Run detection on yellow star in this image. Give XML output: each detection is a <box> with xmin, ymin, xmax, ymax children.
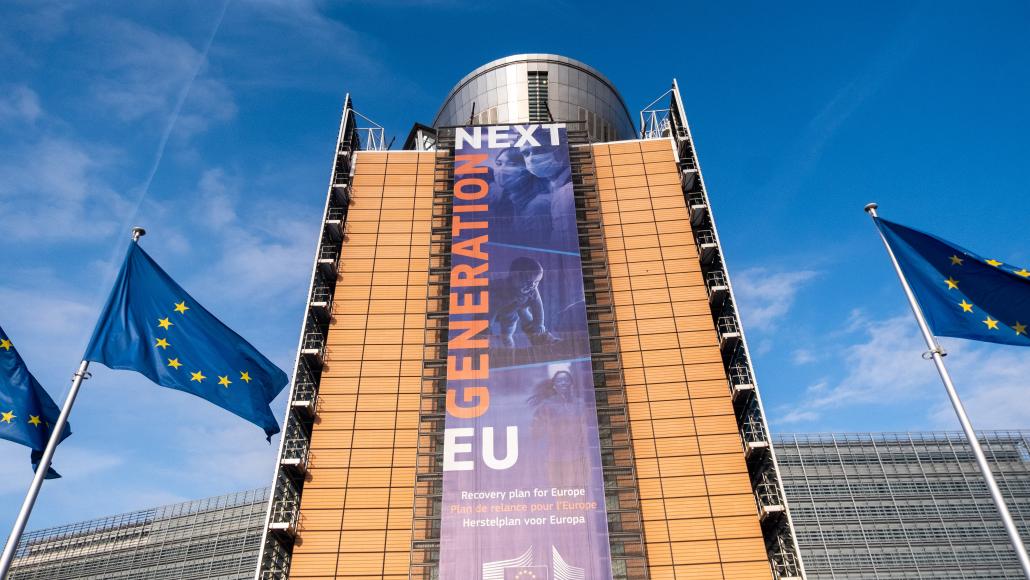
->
<box><xmin>157</xmin><ymin>317</ymin><xmax>173</xmax><ymax>330</ymax></box>
<box><xmin>167</xmin><ymin>358</ymin><xmax>182</xmax><ymax>369</ymax></box>
<box><xmin>28</xmin><ymin>415</ymin><xmax>41</xmax><ymax>427</ymax></box>
<box><xmin>1</xmin><ymin>410</ymin><xmax>15</xmax><ymax>423</ymax></box>
<box><xmin>174</xmin><ymin>301</ymin><xmax>189</xmax><ymax>314</ymax></box>
<box><xmin>1015</xmin><ymin>322</ymin><xmax>1028</xmax><ymax>336</ymax></box>
<box><xmin>949</xmin><ymin>255</ymin><xmax>964</xmax><ymax>266</ymax></box>
<box><xmin>983</xmin><ymin>317</ymin><xmax>999</xmax><ymax>330</ymax></box>
<box><xmin>959</xmin><ymin>300</ymin><xmax>974</xmax><ymax>313</ymax></box>
<box><xmin>240</xmin><ymin>371</ymin><xmax>252</xmax><ymax>383</ymax></box>
<box><xmin>154</xmin><ymin>338</ymin><xmax>170</xmax><ymax>349</ymax></box>
<box><xmin>218</xmin><ymin>375</ymin><xmax>232</xmax><ymax>388</ymax></box>
<box><xmin>190</xmin><ymin>370</ymin><xmax>206</xmax><ymax>382</ymax></box>
<box><xmin>1015</xmin><ymin>269</ymin><xmax>1030</xmax><ymax>278</ymax></box>
<box><xmin>944</xmin><ymin>277</ymin><xmax>959</xmax><ymax>290</ymax></box>
<box><xmin>987</xmin><ymin>259</ymin><xmax>1003</xmax><ymax>267</ymax></box>
<box><xmin>0</xmin><ymin>339</ymin><xmax>11</xmax><ymax>351</ymax></box>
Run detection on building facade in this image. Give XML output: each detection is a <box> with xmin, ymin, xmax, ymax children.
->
<box><xmin>6</xmin><ymin>488</ymin><xmax>268</xmax><ymax>580</ymax></box>
<box><xmin>777</xmin><ymin>431</ymin><xmax>1030</xmax><ymax>579</ymax></box>
<box><xmin>257</xmin><ymin>54</ymin><xmax>804</xmax><ymax>579</ymax></box>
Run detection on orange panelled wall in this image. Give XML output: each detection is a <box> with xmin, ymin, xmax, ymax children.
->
<box><xmin>289</xmin><ymin>151</ymin><xmax>431</xmax><ymax>580</ymax></box>
<box><xmin>593</xmin><ymin>140</ymin><xmax>773</xmax><ymax>580</ymax></box>
<box><xmin>287</xmin><ymin>142</ymin><xmax>769</xmax><ymax>579</ymax></box>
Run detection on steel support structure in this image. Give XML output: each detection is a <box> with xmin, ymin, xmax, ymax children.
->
<box><xmin>254</xmin><ymin>96</ymin><xmax>361</xmax><ymax>580</ymax></box>
<box><xmin>642</xmin><ymin>82</ymin><xmax>807</xmax><ymax>579</ymax></box>
<box><xmin>409</xmin><ymin>122</ymin><xmax>648</xmax><ymax>579</ymax></box>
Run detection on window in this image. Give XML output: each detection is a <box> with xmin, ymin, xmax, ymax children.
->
<box><xmin>528</xmin><ymin>71</ymin><xmax>548</xmax><ymax>122</ymax></box>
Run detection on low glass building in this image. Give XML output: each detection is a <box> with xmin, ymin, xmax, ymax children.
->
<box><xmin>6</xmin><ymin>488</ymin><xmax>268</xmax><ymax>580</ymax></box>
<box><xmin>776</xmin><ymin>431</ymin><xmax>1030</xmax><ymax>579</ymax></box>
<box><xmin>6</xmin><ymin>431</ymin><xmax>1030</xmax><ymax>579</ymax></box>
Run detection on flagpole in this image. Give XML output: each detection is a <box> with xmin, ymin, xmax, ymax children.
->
<box><xmin>0</xmin><ymin>227</ymin><xmax>146</xmax><ymax>579</ymax></box>
<box><xmin>865</xmin><ymin>203</ymin><xmax>1030</xmax><ymax>578</ymax></box>
<box><xmin>0</xmin><ymin>360</ymin><xmax>89</xmax><ymax>577</ymax></box>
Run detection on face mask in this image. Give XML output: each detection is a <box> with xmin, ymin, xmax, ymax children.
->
<box><xmin>496</xmin><ymin>164</ymin><xmax>532</xmax><ymax>190</ymax></box>
<box><xmin>524</xmin><ymin>151</ymin><xmax>562</xmax><ymax>179</ymax></box>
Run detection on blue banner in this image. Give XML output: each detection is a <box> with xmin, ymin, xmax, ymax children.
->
<box><xmin>440</xmin><ymin>124</ymin><xmax>613</xmax><ymax>579</ymax></box>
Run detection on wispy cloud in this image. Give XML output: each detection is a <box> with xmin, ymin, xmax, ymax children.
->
<box><xmin>791</xmin><ymin>348</ymin><xmax>817</xmax><ymax>365</ymax></box>
<box><xmin>733</xmin><ymin>267</ymin><xmax>819</xmax><ymax>331</ymax></box>
<box><xmin>0</xmin><ymin>133</ymin><xmax>128</xmax><ymax>241</ymax></box>
<box><xmin>0</xmin><ymin>445</ymin><xmax>124</xmax><ymax>496</ymax></box>
<box><xmin>927</xmin><ymin>342</ymin><xmax>1030</xmax><ymax>430</ymax></box>
<box><xmin>181</xmin><ymin>167</ymin><xmax>319</xmax><ymax>304</ymax></box>
<box><xmin>770</xmin><ymin>314</ymin><xmax>932</xmax><ymax>426</ymax></box>
<box><xmin>0</xmin><ymin>85</ymin><xmax>42</xmax><ymax>124</ymax></box>
<box><xmin>87</xmin><ymin>16</ymin><xmax>236</xmax><ymax>139</ymax></box>
<box><xmin>770</xmin><ymin>310</ymin><xmax>1030</xmax><ymax>430</ymax></box>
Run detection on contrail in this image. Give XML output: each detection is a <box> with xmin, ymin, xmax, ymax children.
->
<box><xmin>125</xmin><ymin>0</ymin><xmax>232</xmax><ymax>228</ymax></box>
<box><xmin>84</xmin><ymin>0</ymin><xmax>232</xmax><ymax>343</ymax></box>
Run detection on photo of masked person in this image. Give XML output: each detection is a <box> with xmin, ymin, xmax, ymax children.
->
<box><xmin>528</xmin><ymin>369</ymin><xmax>589</xmax><ymax>486</ymax></box>
<box><xmin>493</xmin><ymin>147</ymin><xmax>552</xmax><ymax>242</ymax></box>
<box><xmin>492</xmin><ymin>257</ymin><xmax>561</xmax><ymax>349</ymax></box>
<box><xmin>518</xmin><ymin>141</ymin><xmax>576</xmax><ymax>251</ymax></box>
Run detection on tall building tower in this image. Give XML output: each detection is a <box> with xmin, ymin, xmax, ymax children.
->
<box><xmin>256</xmin><ymin>54</ymin><xmax>805</xmax><ymax>579</ymax></box>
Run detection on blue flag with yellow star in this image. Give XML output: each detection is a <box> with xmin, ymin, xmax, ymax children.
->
<box><xmin>0</xmin><ymin>325</ymin><xmax>69</xmax><ymax>478</ymax></box>
<box><xmin>875</xmin><ymin>217</ymin><xmax>1030</xmax><ymax>346</ymax></box>
<box><xmin>84</xmin><ymin>243</ymin><xmax>288</xmax><ymax>439</ymax></box>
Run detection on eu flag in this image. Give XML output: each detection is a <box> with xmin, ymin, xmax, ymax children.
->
<box><xmin>0</xmin><ymin>325</ymin><xmax>69</xmax><ymax>478</ymax></box>
<box><xmin>875</xmin><ymin>217</ymin><xmax>1030</xmax><ymax>346</ymax></box>
<box><xmin>84</xmin><ymin>243</ymin><xmax>289</xmax><ymax>438</ymax></box>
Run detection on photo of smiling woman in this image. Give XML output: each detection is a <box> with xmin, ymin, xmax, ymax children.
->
<box><xmin>528</xmin><ymin>367</ymin><xmax>590</xmax><ymax>486</ymax></box>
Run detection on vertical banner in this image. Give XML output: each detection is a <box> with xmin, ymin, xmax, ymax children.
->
<box><xmin>440</xmin><ymin>124</ymin><xmax>613</xmax><ymax>580</ymax></box>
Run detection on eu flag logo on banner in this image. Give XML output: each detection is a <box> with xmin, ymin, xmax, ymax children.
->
<box><xmin>875</xmin><ymin>217</ymin><xmax>1030</xmax><ymax>346</ymax></box>
<box><xmin>84</xmin><ymin>243</ymin><xmax>288</xmax><ymax>438</ymax></box>
<box><xmin>0</xmin><ymin>325</ymin><xmax>69</xmax><ymax>478</ymax></box>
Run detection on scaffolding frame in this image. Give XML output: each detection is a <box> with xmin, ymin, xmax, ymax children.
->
<box><xmin>254</xmin><ymin>95</ymin><xmax>364</xmax><ymax>580</ymax></box>
<box><xmin>408</xmin><ymin>122</ymin><xmax>648</xmax><ymax>579</ymax></box>
<box><xmin>641</xmin><ymin>80</ymin><xmax>807</xmax><ymax>579</ymax></box>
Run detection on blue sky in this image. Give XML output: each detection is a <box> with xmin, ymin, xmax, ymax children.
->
<box><xmin>2</xmin><ymin>0</ymin><xmax>1029</xmax><ymax>532</ymax></box>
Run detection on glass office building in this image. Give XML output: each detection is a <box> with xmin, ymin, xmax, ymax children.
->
<box><xmin>5</xmin><ymin>488</ymin><xmax>268</xmax><ymax>580</ymax></box>
<box><xmin>7</xmin><ymin>431</ymin><xmax>1029</xmax><ymax>579</ymax></box>
<box><xmin>776</xmin><ymin>431</ymin><xmax>1030</xmax><ymax>579</ymax></box>
<box><xmin>256</xmin><ymin>54</ymin><xmax>802</xmax><ymax>580</ymax></box>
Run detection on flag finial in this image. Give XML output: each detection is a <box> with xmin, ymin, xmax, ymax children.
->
<box><xmin>131</xmin><ymin>227</ymin><xmax>147</xmax><ymax>242</ymax></box>
<box><xmin>864</xmin><ymin>202</ymin><xmax>879</xmax><ymax>215</ymax></box>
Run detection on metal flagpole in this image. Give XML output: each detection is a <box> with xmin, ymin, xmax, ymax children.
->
<box><xmin>865</xmin><ymin>203</ymin><xmax>1030</xmax><ymax>578</ymax></box>
<box><xmin>0</xmin><ymin>360</ymin><xmax>89</xmax><ymax>577</ymax></box>
<box><xmin>0</xmin><ymin>227</ymin><xmax>146</xmax><ymax>579</ymax></box>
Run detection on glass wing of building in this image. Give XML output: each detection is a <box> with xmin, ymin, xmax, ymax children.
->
<box><xmin>7</xmin><ymin>431</ymin><xmax>1030</xmax><ymax>579</ymax></box>
<box><xmin>6</xmin><ymin>488</ymin><xmax>269</xmax><ymax>580</ymax></box>
<box><xmin>776</xmin><ymin>431</ymin><xmax>1030</xmax><ymax>579</ymax></box>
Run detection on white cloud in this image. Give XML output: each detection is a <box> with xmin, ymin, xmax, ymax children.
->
<box><xmin>0</xmin><ymin>85</ymin><xmax>42</xmax><ymax>123</ymax></box>
<box><xmin>87</xmin><ymin>17</ymin><xmax>235</xmax><ymax>138</ymax></box>
<box><xmin>0</xmin><ymin>445</ymin><xmax>124</xmax><ymax>496</ymax></box>
<box><xmin>733</xmin><ymin>267</ymin><xmax>819</xmax><ymax>331</ymax></box>
<box><xmin>180</xmin><ymin>166</ymin><xmax>319</xmax><ymax>304</ymax></box>
<box><xmin>926</xmin><ymin>339</ymin><xmax>1030</xmax><ymax>430</ymax></box>
<box><xmin>777</xmin><ymin>409</ymin><xmax>821</xmax><ymax>425</ymax></box>
<box><xmin>174</xmin><ymin>423</ymin><xmax>280</xmax><ymax>489</ymax></box>
<box><xmin>769</xmin><ymin>315</ymin><xmax>931</xmax><ymax>427</ymax></box>
<box><xmin>0</xmin><ymin>134</ymin><xmax>128</xmax><ymax>241</ymax></box>
<box><xmin>769</xmin><ymin>311</ymin><xmax>1030</xmax><ymax>430</ymax></box>
<box><xmin>791</xmin><ymin>348</ymin><xmax>817</xmax><ymax>365</ymax></box>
